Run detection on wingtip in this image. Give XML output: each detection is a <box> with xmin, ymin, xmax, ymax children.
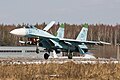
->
<box><xmin>100</xmin><ymin>41</ymin><xmax>111</xmax><ymax>45</ymax></box>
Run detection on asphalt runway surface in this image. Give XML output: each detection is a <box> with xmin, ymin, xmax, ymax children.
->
<box><xmin>0</xmin><ymin>46</ymin><xmax>119</xmax><ymax>65</ymax></box>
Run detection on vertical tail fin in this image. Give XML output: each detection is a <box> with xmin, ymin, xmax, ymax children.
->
<box><xmin>77</xmin><ymin>24</ymin><xmax>88</xmax><ymax>54</ymax></box>
<box><xmin>56</xmin><ymin>23</ymin><xmax>64</xmax><ymax>38</ymax></box>
<box><xmin>76</xmin><ymin>23</ymin><xmax>88</xmax><ymax>41</ymax></box>
<box><xmin>43</xmin><ymin>21</ymin><xmax>55</xmax><ymax>31</ymax></box>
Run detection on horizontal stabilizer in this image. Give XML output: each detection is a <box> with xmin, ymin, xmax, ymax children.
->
<box><xmin>43</xmin><ymin>21</ymin><xmax>55</xmax><ymax>31</ymax></box>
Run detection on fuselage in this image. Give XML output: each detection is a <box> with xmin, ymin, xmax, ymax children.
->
<box><xmin>10</xmin><ymin>26</ymin><xmax>88</xmax><ymax>54</ymax></box>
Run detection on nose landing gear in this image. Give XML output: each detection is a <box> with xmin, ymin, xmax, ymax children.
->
<box><xmin>36</xmin><ymin>37</ymin><xmax>40</xmax><ymax>54</ymax></box>
<box><xmin>36</xmin><ymin>48</ymin><xmax>39</xmax><ymax>54</ymax></box>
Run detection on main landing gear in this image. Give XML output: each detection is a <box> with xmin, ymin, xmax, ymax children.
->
<box><xmin>36</xmin><ymin>48</ymin><xmax>50</xmax><ymax>59</ymax></box>
<box><xmin>44</xmin><ymin>53</ymin><xmax>50</xmax><ymax>60</ymax></box>
<box><xmin>68</xmin><ymin>49</ymin><xmax>73</xmax><ymax>59</ymax></box>
<box><xmin>68</xmin><ymin>52</ymin><xmax>73</xmax><ymax>59</ymax></box>
<box><xmin>36</xmin><ymin>48</ymin><xmax>39</xmax><ymax>54</ymax></box>
<box><xmin>36</xmin><ymin>47</ymin><xmax>50</xmax><ymax>60</ymax></box>
<box><xmin>36</xmin><ymin>39</ymin><xmax>40</xmax><ymax>54</ymax></box>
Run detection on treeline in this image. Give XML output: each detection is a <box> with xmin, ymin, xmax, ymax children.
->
<box><xmin>0</xmin><ymin>23</ymin><xmax>120</xmax><ymax>58</ymax></box>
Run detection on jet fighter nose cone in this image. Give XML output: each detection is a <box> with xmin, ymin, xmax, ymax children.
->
<box><xmin>10</xmin><ymin>30</ymin><xmax>16</xmax><ymax>35</ymax></box>
<box><xmin>10</xmin><ymin>28</ymin><xmax>26</xmax><ymax>36</ymax></box>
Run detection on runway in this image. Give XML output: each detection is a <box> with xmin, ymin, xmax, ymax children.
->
<box><xmin>0</xmin><ymin>46</ymin><xmax>119</xmax><ymax>65</ymax></box>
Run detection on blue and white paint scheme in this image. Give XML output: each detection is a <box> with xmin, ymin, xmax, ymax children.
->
<box><xmin>10</xmin><ymin>21</ymin><xmax>110</xmax><ymax>59</ymax></box>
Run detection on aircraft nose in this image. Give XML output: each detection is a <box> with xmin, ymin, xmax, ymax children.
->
<box><xmin>10</xmin><ymin>28</ymin><xmax>26</xmax><ymax>36</ymax></box>
<box><xmin>10</xmin><ymin>29</ymin><xmax>17</xmax><ymax>35</ymax></box>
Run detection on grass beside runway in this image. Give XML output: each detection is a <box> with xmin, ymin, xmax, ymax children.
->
<box><xmin>0</xmin><ymin>60</ymin><xmax>120</xmax><ymax>80</ymax></box>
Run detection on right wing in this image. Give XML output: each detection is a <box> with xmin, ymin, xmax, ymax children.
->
<box><xmin>60</xmin><ymin>38</ymin><xmax>111</xmax><ymax>45</ymax></box>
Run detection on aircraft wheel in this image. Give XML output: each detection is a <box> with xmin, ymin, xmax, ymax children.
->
<box><xmin>44</xmin><ymin>53</ymin><xmax>50</xmax><ymax>60</ymax></box>
<box><xmin>36</xmin><ymin>48</ymin><xmax>39</xmax><ymax>54</ymax></box>
<box><xmin>68</xmin><ymin>52</ymin><xmax>73</xmax><ymax>59</ymax></box>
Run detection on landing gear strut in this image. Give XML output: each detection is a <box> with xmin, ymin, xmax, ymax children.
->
<box><xmin>36</xmin><ymin>48</ymin><xmax>39</xmax><ymax>54</ymax></box>
<box><xmin>67</xmin><ymin>46</ymin><xmax>73</xmax><ymax>59</ymax></box>
<box><xmin>68</xmin><ymin>49</ymin><xmax>73</xmax><ymax>59</ymax></box>
<box><xmin>36</xmin><ymin>37</ymin><xmax>39</xmax><ymax>54</ymax></box>
<box><xmin>68</xmin><ymin>52</ymin><xmax>73</xmax><ymax>59</ymax></box>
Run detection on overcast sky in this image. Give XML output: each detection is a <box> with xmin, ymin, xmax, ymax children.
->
<box><xmin>0</xmin><ymin>0</ymin><xmax>120</xmax><ymax>25</ymax></box>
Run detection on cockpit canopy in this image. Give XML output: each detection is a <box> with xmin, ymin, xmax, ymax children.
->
<box><xmin>24</xmin><ymin>25</ymin><xmax>36</xmax><ymax>29</ymax></box>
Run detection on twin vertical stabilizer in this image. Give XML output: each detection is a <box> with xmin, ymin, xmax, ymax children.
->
<box><xmin>76</xmin><ymin>23</ymin><xmax>88</xmax><ymax>41</ymax></box>
<box><xmin>76</xmin><ymin>23</ymin><xmax>89</xmax><ymax>54</ymax></box>
<box><xmin>56</xmin><ymin>23</ymin><xmax>65</xmax><ymax>38</ymax></box>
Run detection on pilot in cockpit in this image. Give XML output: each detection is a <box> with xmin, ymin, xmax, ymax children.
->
<box><xmin>25</xmin><ymin>25</ymin><xmax>34</xmax><ymax>28</ymax></box>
